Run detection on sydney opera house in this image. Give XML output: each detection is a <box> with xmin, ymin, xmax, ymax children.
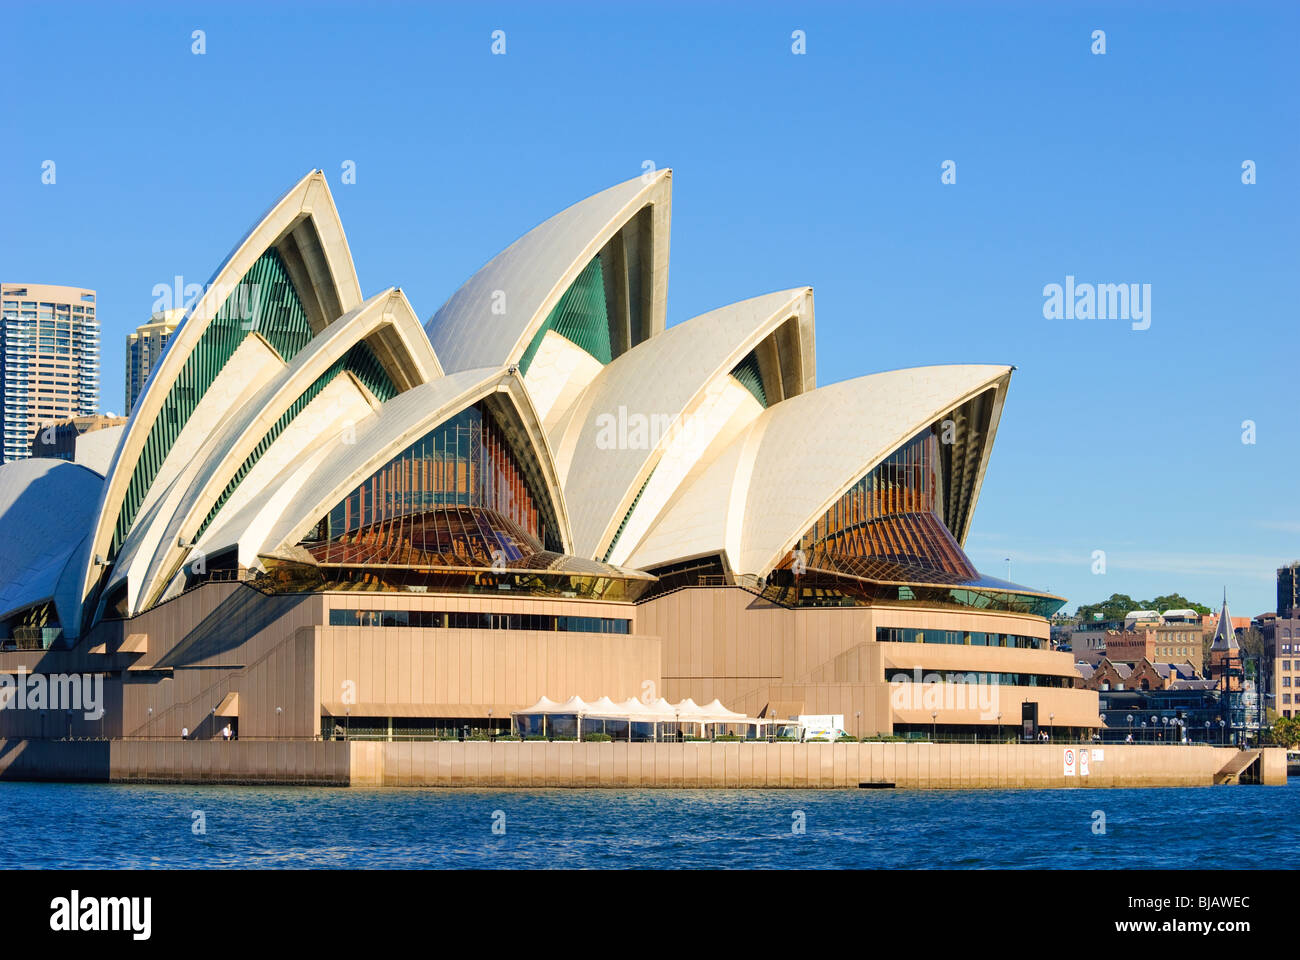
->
<box><xmin>0</xmin><ymin>170</ymin><xmax>1101</xmax><ymax>743</ymax></box>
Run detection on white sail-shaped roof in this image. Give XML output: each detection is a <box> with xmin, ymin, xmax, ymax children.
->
<box><xmin>118</xmin><ymin>288</ymin><xmax>440</xmax><ymax>614</ymax></box>
<box><xmin>627</xmin><ymin>364</ymin><xmax>1012</xmax><ymax>577</ymax></box>
<box><xmin>78</xmin><ymin>170</ymin><xmax>363</xmax><ymax>636</ymax></box>
<box><xmin>549</xmin><ymin>288</ymin><xmax>815</xmax><ymax>561</ymax></box>
<box><xmin>0</xmin><ymin>460</ymin><xmax>102</xmax><ymax>630</ymax></box>
<box><xmin>426</xmin><ymin>171</ymin><xmax>672</xmax><ymax>376</ymax></box>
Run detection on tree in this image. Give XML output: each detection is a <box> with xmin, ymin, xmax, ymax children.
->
<box><xmin>1148</xmin><ymin>594</ymin><xmax>1211</xmax><ymax>616</ymax></box>
<box><xmin>1075</xmin><ymin>592</ymin><xmax>1212</xmax><ymax>623</ymax></box>
<box><xmin>1075</xmin><ymin>593</ymin><xmax>1137</xmax><ymax>623</ymax></box>
<box><xmin>1269</xmin><ymin>716</ymin><xmax>1300</xmax><ymax>749</ymax></box>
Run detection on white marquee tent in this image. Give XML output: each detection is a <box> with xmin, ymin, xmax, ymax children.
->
<box><xmin>511</xmin><ymin>695</ymin><xmax>797</xmax><ymax>740</ymax></box>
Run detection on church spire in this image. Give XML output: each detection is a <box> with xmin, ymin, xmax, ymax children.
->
<box><xmin>1211</xmin><ymin>596</ymin><xmax>1238</xmax><ymax>651</ymax></box>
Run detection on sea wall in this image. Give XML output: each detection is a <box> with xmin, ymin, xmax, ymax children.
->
<box><xmin>347</xmin><ymin>741</ymin><xmax>1286</xmax><ymax>789</ymax></box>
<box><xmin>0</xmin><ymin>739</ymin><xmax>1284</xmax><ymax>788</ymax></box>
<box><xmin>0</xmin><ymin>739</ymin><xmax>349</xmax><ymax>785</ymax></box>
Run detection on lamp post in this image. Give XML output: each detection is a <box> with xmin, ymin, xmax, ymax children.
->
<box><xmin>1127</xmin><ymin>714</ymin><xmax>1134</xmax><ymax>743</ymax></box>
<box><xmin>488</xmin><ymin>708</ymin><xmax>493</xmax><ymax>742</ymax></box>
<box><xmin>1048</xmin><ymin>713</ymin><xmax>1054</xmax><ymax>742</ymax></box>
<box><xmin>1219</xmin><ymin>718</ymin><xmax>1226</xmax><ymax>745</ymax></box>
<box><xmin>1204</xmin><ymin>719</ymin><xmax>1210</xmax><ymax>744</ymax></box>
<box><xmin>996</xmin><ymin>712</ymin><xmax>1003</xmax><ymax>744</ymax></box>
<box><xmin>931</xmin><ymin>711</ymin><xmax>938</xmax><ymax>743</ymax></box>
<box><xmin>1142</xmin><ymin>721</ymin><xmax>1148</xmax><ymax>742</ymax></box>
<box><xmin>276</xmin><ymin>705</ymin><xmax>282</xmax><ymax>740</ymax></box>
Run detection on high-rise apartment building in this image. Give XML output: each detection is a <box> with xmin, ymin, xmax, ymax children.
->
<box><xmin>1279</xmin><ymin>562</ymin><xmax>1300</xmax><ymax>620</ymax></box>
<box><xmin>125</xmin><ymin>310</ymin><xmax>181</xmax><ymax>411</ymax></box>
<box><xmin>0</xmin><ymin>283</ymin><xmax>100</xmax><ymax>463</ymax></box>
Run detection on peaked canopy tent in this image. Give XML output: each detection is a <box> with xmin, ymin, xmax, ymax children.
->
<box><xmin>510</xmin><ymin>695</ymin><xmax>790</xmax><ymax>740</ymax></box>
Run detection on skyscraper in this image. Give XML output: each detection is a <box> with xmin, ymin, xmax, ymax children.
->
<box><xmin>0</xmin><ymin>283</ymin><xmax>100</xmax><ymax>463</ymax></box>
<box><xmin>125</xmin><ymin>311</ymin><xmax>181</xmax><ymax>412</ymax></box>
<box><xmin>1279</xmin><ymin>562</ymin><xmax>1300</xmax><ymax>620</ymax></box>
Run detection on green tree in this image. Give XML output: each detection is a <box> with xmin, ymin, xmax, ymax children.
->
<box><xmin>1148</xmin><ymin>594</ymin><xmax>1211</xmax><ymax>616</ymax></box>
<box><xmin>1075</xmin><ymin>592</ymin><xmax>1212</xmax><ymax>623</ymax></box>
<box><xmin>1075</xmin><ymin>593</ymin><xmax>1137</xmax><ymax>622</ymax></box>
<box><xmin>1270</xmin><ymin>716</ymin><xmax>1300</xmax><ymax>749</ymax></box>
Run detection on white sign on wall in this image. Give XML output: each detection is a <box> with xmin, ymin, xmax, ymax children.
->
<box><xmin>1092</xmin><ymin>749</ymin><xmax>1104</xmax><ymax>762</ymax></box>
<box><xmin>1079</xmin><ymin>749</ymin><xmax>1090</xmax><ymax>776</ymax></box>
<box><xmin>1064</xmin><ymin>748</ymin><xmax>1076</xmax><ymax>776</ymax></box>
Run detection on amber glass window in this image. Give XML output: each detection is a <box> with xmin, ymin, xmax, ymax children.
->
<box><xmin>314</xmin><ymin>402</ymin><xmax>557</xmax><ymax>549</ymax></box>
<box><xmin>793</xmin><ymin>427</ymin><xmax>972</xmax><ymax>580</ymax></box>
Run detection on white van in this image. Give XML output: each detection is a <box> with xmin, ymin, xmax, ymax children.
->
<box><xmin>798</xmin><ymin>714</ymin><xmax>846</xmax><ymax>741</ymax></box>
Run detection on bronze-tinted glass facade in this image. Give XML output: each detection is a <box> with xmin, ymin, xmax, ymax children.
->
<box><xmin>309</xmin><ymin>401</ymin><xmax>559</xmax><ymax>552</ymax></box>
<box><xmin>763</xmin><ymin>425</ymin><xmax>1065</xmax><ymax>617</ymax></box>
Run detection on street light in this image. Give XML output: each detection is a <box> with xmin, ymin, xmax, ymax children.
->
<box><xmin>931</xmin><ymin>711</ymin><xmax>938</xmax><ymax>742</ymax></box>
<box><xmin>1048</xmin><ymin>713</ymin><xmax>1054</xmax><ymax>742</ymax></box>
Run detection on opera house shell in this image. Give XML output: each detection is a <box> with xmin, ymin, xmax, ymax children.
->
<box><xmin>0</xmin><ymin>170</ymin><xmax>1100</xmax><ymax>742</ymax></box>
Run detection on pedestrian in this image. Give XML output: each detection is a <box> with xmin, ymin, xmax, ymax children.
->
<box><xmin>222</xmin><ymin>723</ymin><xmax>231</xmax><ymax>741</ymax></box>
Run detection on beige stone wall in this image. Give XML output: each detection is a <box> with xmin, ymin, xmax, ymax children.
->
<box><xmin>0</xmin><ymin>583</ymin><xmax>655</xmax><ymax>740</ymax></box>
<box><xmin>636</xmin><ymin>585</ymin><xmax>1098</xmax><ymax>734</ymax></box>
<box><xmin>314</xmin><ymin>626</ymin><xmax>660</xmax><ymax>719</ymax></box>
<box><xmin>350</xmin><ymin>741</ymin><xmax>1282</xmax><ymax>789</ymax></box>
<box><xmin>0</xmin><ymin>739</ymin><xmax>1282</xmax><ymax>788</ymax></box>
<box><xmin>0</xmin><ymin>583</ymin><xmax>322</xmax><ymax>740</ymax></box>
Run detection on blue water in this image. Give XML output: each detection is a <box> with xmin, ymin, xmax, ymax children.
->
<box><xmin>2</xmin><ymin>780</ymin><xmax>1296</xmax><ymax>868</ymax></box>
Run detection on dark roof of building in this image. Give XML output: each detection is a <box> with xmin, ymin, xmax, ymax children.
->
<box><xmin>1170</xmin><ymin>679</ymin><xmax>1219</xmax><ymax>691</ymax></box>
<box><xmin>1102</xmin><ymin>660</ymin><xmax>1133</xmax><ymax>679</ymax></box>
<box><xmin>1152</xmin><ymin>662</ymin><xmax>1199</xmax><ymax>680</ymax></box>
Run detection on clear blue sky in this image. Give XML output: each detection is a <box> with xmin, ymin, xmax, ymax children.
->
<box><xmin>2</xmin><ymin>1</ymin><xmax>1296</xmax><ymax>616</ymax></box>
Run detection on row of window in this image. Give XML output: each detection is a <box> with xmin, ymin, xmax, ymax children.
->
<box><xmin>888</xmin><ymin>670</ymin><xmax>1071</xmax><ymax>688</ymax></box>
<box><xmin>328</xmin><ymin>609</ymin><xmax>632</xmax><ymax>634</ymax></box>
<box><xmin>876</xmin><ymin>627</ymin><xmax>1044</xmax><ymax>649</ymax></box>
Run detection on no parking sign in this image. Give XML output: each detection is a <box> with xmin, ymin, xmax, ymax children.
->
<box><xmin>1064</xmin><ymin>747</ymin><xmax>1076</xmax><ymax>776</ymax></box>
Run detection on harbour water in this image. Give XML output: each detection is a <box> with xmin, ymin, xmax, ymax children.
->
<box><xmin>2</xmin><ymin>780</ymin><xmax>1295</xmax><ymax>869</ymax></box>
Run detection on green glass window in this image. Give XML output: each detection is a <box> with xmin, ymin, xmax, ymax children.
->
<box><xmin>518</xmin><ymin>255</ymin><xmax>611</xmax><ymax>374</ymax></box>
<box><xmin>111</xmin><ymin>248</ymin><xmax>314</xmax><ymax>553</ymax></box>
<box><xmin>196</xmin><ymin>341</ymin><xmax>398</xmax><ymax>538</ymax></box>
<box><xmin>730</xmin><ymin>349</ymin><xmax>767</xmax><ymax>407</ymax></box>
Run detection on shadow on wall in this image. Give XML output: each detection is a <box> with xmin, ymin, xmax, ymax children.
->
<box><xmin>156</xmin><ymin>585</ymin><xmax>309</xmax><ymax>669</ymax></box>
<box><xmin>0</xmin><ymin>738</ymin><xmax>111</xmax><ymax>781</ymax></box>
